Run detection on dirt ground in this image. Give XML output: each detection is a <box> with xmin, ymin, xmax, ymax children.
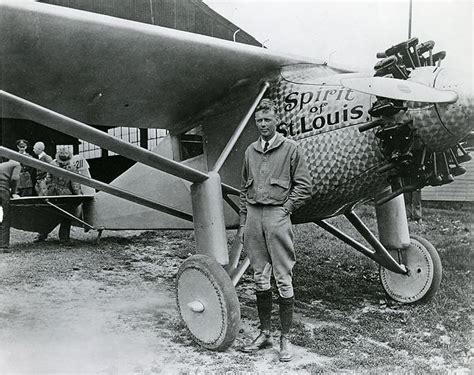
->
<box><xmin>0</xmin><ymin>217</ymin><xmax>471</xmax><ymax>374</ymax></box>
<box><xmin>0</xmin><ymin>228</ymin><xmax>322</xmax><ymax>374</ymax></box>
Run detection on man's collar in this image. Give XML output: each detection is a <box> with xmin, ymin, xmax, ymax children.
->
<box><xmin>38</xmin><ymin>151</ymin><xmax>46</xmax><ymax>159</ymax></box>
<box><xmin>260</xmin><ymin>133</ymin><xmax>278</xmax><ymax>149</ymax></box>
<box><xmin>253</xmin><ymin>133</ymin><xmax>285</xmax><ymax>153</ymax></box>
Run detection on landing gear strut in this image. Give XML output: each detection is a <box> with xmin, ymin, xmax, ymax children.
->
<box><xmin>175</xmin><ymin>83</ymin><xmax>270</xmax><ymax>350</ymax></box>
<box><xmin>315</xmin><ymin>192</ymin><xmax>443</xmax><ymax>304</ymax></box>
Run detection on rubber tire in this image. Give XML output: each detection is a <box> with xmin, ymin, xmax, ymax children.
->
<box><xmin>176</xmin><ymin>254</ymin><xmax>240</xmax><ymax>351</ymax></box>
<box><xmin>410</xmin><ymin>235</ymin><xmax>442</xmax><ymax>302</ymax></box>
<box><xmin>380</xmin><ymin>235</ymin><xmax>442</xmax><ymax>304</ymax></box>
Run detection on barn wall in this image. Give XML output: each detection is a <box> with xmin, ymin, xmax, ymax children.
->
<box><xmin>422</xmin><ymin>159</ymin><xmax>474</xmax><ymax>201</ymax></box>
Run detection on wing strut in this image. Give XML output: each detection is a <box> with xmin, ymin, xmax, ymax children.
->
<box><xmin>212</xmin><ymin>82</ymin><xmax>270</xmax><ymax>172</ymax></box>
<box><xmin>0</xmin><ymin>147</ymin><xmax>193</xmax><ymax>222</ymax></box>
<box><xmin>0</xmin><ymin>90</ymin><xmax>208</xmax><ymax>183</ymax></box>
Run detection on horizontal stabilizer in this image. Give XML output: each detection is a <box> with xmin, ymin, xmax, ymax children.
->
<box><xmin>340</xmin><ymin>77</ymin><xmax>458</xmax><ymax>103</ymax></box>
<box><xmin>10</xmin><ymin>195</ymin><xmax>93</xmax><ymax>233</ymax></box>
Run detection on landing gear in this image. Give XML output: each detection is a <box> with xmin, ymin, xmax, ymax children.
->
<box><xmin>380</xmin><ymin>235</ymin><xmax>442</xmax><ymax>303</ymax></box>
<box><xmin>176</xmin><ymin>254</ymin><xmax>240</xmax><ymax>351</ymax></box>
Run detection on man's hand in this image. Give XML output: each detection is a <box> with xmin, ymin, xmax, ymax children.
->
<box><xmin>11</xmin><ymin>194</ymin><xmax>20</xmax><ymax>199</ymax></box>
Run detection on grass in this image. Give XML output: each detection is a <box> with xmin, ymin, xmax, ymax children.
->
<box><xmin>95</xmin><ymin>203</ymin><xmax>471</xmax><ymax>373</ymax></box>
<box><xmin>283</xmin><ymin>203</ymin><xmax>472</xmax><ymax>373</ymax></box>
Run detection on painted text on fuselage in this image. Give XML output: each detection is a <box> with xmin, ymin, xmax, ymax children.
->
<box><xmin>276</xmin><ymin>88</ymin><xmax>366</xmax><ymax>138</ymax></box>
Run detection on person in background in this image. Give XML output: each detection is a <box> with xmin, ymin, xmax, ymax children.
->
<box><xmin>0</xmin><ymin>158</ymin><xmax>21</xmax><ymax>249</ymax></box>
<box><xmin>239</xmin><ymin>98</ymin><xmax>312</xmax><ymax>362</ymax></box>
<box><xmin>405</xmin><ymin>189</ymin><xmax>422</xmax><ymax>223</ymax></box>
<box><xmin>71</xmin><ymin>152</ymin><xmax>94</xmax><ymax>195</ymax></box>
<box><xmin>32</xmin><ymin>141</ymin><xmax>53</xmax><ymax>196</ymax></box>
<box><xmin>35</xmin><ymin>148</ymin><xmax>82</xmax><ymax>243</ymax></box>
<box><xmin>15</xmin><ymin>139</ymin><xmax>35</xmax><ymax>197</ymax></box>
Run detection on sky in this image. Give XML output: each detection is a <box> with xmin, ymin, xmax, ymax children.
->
<box><xmin>204</xmin><ymin>0</ymin><xmax>473</xmax><ymax>79</ymax></box>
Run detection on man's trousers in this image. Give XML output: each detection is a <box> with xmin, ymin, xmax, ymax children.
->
<box><xmin>244</xmin><ymin>204</ymin><xmax>295</xmax><ymax>298</ymax></box>
<box><xmin>0</xmin><ymin>188</ymin><xmax>11</xmax><ymax>248</ymax></box>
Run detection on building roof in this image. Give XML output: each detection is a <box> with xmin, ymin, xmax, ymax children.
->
<box><xmin>38</xmin><ymin>0</ymin><xmax>262</xmax><ymax>46</ymax></box>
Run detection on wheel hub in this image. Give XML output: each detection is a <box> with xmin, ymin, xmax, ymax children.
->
<box><xmin>380</xmin><ymin>238</ymin><xmax>435</xmax><ymax>303</ymax></box>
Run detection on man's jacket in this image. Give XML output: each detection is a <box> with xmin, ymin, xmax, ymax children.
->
<box><xmin>36</xmin><ymin>152</ymin><xmax>53</xmax><ymax>181</ymax></box>
<box><xmin>0</xmin><ymin>160</ymin><xmax>20</xmax><ymax>191</ymax></box>
<box><xmin>46</xmin><ymin>160</ymin><xmax>82</xmax><ymax>196</ymax></box>
<box><xmin>239</xmin><ymin>133</ymin><xmax>313</xmax><ymax>225</ymax></box>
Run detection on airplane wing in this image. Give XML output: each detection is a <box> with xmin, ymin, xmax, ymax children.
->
<box><xmin>10</xmin><ymin>195</ymin><xmax>95</xmax><ymax>233</ymax></box>
<box><xmin>0</xmin><ymin>1</ymin><xmax>324</xmax><ymax>130</ymax></box>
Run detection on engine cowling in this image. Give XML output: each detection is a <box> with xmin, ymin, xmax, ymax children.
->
<box><xmin>408</xmin><ymin>67</ymin><xmax>473</xmax><ymax>152</ymax></box>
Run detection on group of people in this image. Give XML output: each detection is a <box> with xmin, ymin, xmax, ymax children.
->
<box><xmin>0</xmin><ymin>139</ymin><xmax>84</xmax><ymax>249</ymax></box>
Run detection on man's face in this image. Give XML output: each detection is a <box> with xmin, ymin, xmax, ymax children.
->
<box><xmin>33</xmin><ymin>144</ymin><xmax>41</xmax><ymax>155</ymax></box>
<box><xmin>17</xmin><ymin>144</ymin><xmax>27</xmax><ymax>153</ymax></box>
<box><xmin>255</xmin><ymin>109</ymin><xmax>278</xmax><ymax>141</ymax></box>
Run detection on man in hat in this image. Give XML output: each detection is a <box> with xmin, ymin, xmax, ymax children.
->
<box><xmin>35</xmin><ymin>147</ymin><xmax>82</xmax><ymax>243</ymax></box>
<box><xmin>32</xmin><ymin>141</ymin><xmax>53</xmax><ymax>196</ymax></box>
<box><xmin>0</xmin><ymin>158</ymin><xmax>21</xmax><ymax>249</ymax></box>
<box><xmin>16</xmin><ymin>139</ymin><xmax>34</xmax><ymax>197</ymax></box>
<box><xmin>239</xmin><ymin>98</ymin><xmax>312</xmax><ymax>362</ymax></box>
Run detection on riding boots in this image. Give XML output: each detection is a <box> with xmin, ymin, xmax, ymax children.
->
<box><xmin>241</xmin><ymin>330</ymin><xmax>272</xmax><ymax>352</ymax></box>
<box><xmin>279</xmin><ymin>296</ymin><xmax>294</xmax><ymax>362</ymax></box>
<box><xmin>241</xmin><ymin>289</ymin><xmax>273</xmax><ymax>352</ymax></box>
<box><xmin>279</xmin><ymin>335</ymin><xmax>293</xmax><ymax>362</ymax></box>
<box><xmin>256</xmin><ymin>289</ymin><xmax>272</xmax><ymax>331</ymax></box>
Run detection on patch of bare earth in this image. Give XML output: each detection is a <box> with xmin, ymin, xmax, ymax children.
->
<box><xmin>0</xmin><ymin>204</ymin><xmax>471</xmax><ymax>374</ymax></box>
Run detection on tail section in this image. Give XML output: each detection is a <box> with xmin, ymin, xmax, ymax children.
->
<box><xmin>87</xmin><ymin>136</ymin><xmax>194</xmax><ymax>230</ymax></box>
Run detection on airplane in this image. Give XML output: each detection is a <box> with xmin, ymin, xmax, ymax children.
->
<box><xmin>0</xmin><ymin>1</ymin><xmax>472</xmax><ymax>351</ymax></box>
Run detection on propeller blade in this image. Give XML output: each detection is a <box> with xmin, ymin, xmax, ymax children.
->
<box><xmin>340</xmin><ymin>77</ymin><xmax>458</xmax><ymax>103</ymax></box>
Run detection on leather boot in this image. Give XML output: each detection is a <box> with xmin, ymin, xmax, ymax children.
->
<box><xmin>279</xmin><ymin>296</ymin><xmax>294</xmax><ymax>335</ymax></box>
<box><xmin>279</xmin><ymin>334</ymin><xmax>293</xmax><ymax>362</ymax></box>
<box><xmin>256</xmin><ymin>289</ymin><xmax>272</xmax><ymax>331</ymax></box>
<box><xmin>241</xmin><ymin>330</ymin><xmax>272</xmax><ymax>352</ymax></box>
<box><xmin>279</xmin><ymin>296</ymin><xmax>294</xmax><ymax>362</ymax></box>
<box><xmin>242</xmin><ymin>290</ymin><xmax>273</xmax><ymax>352</ymax></box>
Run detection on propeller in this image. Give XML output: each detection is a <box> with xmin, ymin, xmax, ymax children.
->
<box><xmin>340</xmin><ymin>76</ymin><xmax>458</xmax><ymax>104</ymax></box>
<box><xmin>363</xmin><ymin>37</ymin><xmax>472</xmax><ymax>207</ymax></box>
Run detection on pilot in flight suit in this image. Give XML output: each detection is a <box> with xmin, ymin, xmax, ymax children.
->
<box><xmin>239</xmin><ymin>98</ymin><xmax>312</xmax><ymax>362</ymax></box>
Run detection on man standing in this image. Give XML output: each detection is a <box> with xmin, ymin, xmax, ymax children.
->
<box><xmin>71</xmin><ymin>153</ymin><xmax>94</xmax><ymax>195</ymax></box>
<box><xmin>0</xmin><ymin>158</ymin><xmax>21</xmax><ymax>249</ymax></box>
<box><xmin>16</xmin><ymin>139</ymin><xmax>34</xmax><ymax>197</ymax></box>
<box><xmin>36</xmin><ymin>147</ymin><xmax>82</xmax><ymax>243</ymax></box>
<box><xmin>239</xmin><ymin>99</ymin><xmax>312</xmax><ymax>362</ymax></box>
<box><xmin>405</xmin><ymin>189</ymin><xmax>422</xmax><ymax>223</ymax></box>
<box><xmin>32</xmin><ymin>141</ymin><xmax>53</xmax><ymax>196</ymax></box>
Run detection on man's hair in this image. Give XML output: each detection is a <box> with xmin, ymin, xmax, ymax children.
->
<box><xmin>255</xmin><ymin>98</ymin><xmax>279</xmax><ymax>118</ymax></box>
<box><xmin>34</xmin><ymin>141</ymin><xmax>45</xmax><ymax>151</ymax></box>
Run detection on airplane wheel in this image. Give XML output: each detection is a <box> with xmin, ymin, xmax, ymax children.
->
<box><xmin>176</xmin><ymin>254</ymin><xmax>240</xmax><ymax>351</ymax></box>
<box><xmin>380</xmin><ymin>235</ymin><xmax>442</xmax><ymax>304</ymax></box>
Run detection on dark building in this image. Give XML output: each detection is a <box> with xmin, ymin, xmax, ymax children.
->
<box><xmin>2</xmin><ymin>0</ymin><xmax>261</xmax><ymax>182</ymax></box>
<box><xmin>39</xmin><ymin>0</ymin><xmax>260</xmax><ymax>46</ymax></box>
